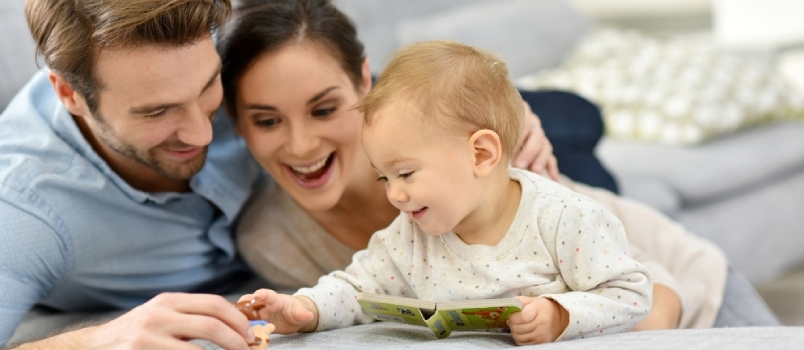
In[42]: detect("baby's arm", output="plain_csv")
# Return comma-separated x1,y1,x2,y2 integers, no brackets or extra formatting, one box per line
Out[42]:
542,196,652,341
238,289,317,334
293,215,418,331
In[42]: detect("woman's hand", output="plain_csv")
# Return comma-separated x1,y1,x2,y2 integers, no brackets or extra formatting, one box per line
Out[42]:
238,289,318,334
513,102,559,180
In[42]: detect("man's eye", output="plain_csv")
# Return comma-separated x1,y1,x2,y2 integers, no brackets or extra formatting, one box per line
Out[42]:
145,109,168,118
312,107,336,117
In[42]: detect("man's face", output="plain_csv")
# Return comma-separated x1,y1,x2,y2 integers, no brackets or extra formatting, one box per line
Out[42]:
86,36,223,181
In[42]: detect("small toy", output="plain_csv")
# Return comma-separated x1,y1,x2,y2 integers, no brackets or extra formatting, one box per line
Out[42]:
247,320,276,350
236,298,266,320
235,299,276,349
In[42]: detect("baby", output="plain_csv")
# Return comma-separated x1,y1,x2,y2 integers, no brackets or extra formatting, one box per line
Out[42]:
239,41,652,345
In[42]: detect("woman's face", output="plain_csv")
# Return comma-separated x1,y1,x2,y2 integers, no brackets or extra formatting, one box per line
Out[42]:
235,42,371,212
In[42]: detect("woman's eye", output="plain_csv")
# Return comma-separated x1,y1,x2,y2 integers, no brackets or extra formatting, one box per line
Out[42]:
255,118,279,128
312,107,337,118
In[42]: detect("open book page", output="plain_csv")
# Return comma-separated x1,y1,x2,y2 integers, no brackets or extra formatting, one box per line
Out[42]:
356,293,523,338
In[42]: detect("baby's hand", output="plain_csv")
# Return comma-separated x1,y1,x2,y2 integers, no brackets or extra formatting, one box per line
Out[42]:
238,289,318,334
507,296,569,345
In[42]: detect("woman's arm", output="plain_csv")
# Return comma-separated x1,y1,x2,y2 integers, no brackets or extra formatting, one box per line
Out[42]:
559,177,729,329
633,284,682,331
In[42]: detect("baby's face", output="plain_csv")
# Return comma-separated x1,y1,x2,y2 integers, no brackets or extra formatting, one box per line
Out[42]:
361,101,482,236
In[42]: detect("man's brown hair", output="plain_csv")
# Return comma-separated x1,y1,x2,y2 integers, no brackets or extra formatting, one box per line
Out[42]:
356,40,524,159
25,0,232,113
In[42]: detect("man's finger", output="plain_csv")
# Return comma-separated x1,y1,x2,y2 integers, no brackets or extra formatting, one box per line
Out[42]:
163,313,251,350
153,293,253,344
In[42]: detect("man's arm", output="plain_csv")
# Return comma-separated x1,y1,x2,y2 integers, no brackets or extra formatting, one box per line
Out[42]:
0,200,256,350
0,199,69,346
7,293,257,350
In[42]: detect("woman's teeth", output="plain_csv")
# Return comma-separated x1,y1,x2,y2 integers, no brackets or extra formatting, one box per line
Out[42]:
291,156,328,174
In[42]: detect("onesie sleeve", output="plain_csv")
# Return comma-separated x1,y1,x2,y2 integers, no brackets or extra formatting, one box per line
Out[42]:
294,215,417,331
541,196,652,341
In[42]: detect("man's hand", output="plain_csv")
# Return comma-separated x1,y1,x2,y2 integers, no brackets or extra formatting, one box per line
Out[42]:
237,289,317,334
507,296,569,345
14,293,256,350
513,102,559,180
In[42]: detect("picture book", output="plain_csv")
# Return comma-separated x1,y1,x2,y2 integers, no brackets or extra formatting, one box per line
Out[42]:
356,293,523,339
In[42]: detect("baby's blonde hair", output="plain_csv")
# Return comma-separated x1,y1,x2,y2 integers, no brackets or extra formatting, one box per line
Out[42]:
356,40,524,158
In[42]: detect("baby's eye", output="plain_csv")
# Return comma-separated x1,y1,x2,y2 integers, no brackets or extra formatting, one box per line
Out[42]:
376,175,388,182
399,171,414,179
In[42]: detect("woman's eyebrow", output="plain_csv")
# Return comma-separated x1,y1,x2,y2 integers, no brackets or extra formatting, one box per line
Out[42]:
307,86,340,105
244,103,277,111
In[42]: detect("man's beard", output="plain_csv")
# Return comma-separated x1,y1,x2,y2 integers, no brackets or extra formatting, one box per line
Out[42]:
93,118,207,181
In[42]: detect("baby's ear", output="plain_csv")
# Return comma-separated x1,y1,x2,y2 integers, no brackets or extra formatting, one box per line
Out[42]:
469,129,502,178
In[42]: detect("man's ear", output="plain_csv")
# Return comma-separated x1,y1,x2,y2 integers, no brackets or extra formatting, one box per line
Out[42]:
48,71,90,117
360,58,372,94
468,129,502,178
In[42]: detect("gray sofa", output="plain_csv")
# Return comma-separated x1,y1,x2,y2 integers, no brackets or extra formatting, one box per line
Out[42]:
4,0,804,348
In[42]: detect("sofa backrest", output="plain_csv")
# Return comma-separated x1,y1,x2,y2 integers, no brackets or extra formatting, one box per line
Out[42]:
0,0,38,112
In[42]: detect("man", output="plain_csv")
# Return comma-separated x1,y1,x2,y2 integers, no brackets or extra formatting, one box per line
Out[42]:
0,0,262,348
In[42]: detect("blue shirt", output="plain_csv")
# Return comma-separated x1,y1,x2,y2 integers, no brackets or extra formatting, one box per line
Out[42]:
0,72,262,344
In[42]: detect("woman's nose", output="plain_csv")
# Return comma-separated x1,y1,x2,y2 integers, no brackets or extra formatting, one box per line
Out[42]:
286,123,320,157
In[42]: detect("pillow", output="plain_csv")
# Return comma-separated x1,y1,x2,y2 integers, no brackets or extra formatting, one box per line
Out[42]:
516,28,804,145
394,0,593,78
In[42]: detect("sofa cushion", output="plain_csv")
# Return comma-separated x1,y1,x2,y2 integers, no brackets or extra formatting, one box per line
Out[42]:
393,0,593,78
333,0,491,75
677,169,804,284
597,120,804,205
200,323,804,349
517,28,804,145
0,1,39,111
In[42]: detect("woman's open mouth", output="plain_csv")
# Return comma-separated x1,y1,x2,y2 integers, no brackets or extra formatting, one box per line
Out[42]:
284,153,336,189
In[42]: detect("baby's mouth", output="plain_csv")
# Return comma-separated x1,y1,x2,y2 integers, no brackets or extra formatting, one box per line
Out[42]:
412,207,428,220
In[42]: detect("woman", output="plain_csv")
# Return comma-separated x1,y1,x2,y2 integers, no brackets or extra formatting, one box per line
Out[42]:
217,0,779,330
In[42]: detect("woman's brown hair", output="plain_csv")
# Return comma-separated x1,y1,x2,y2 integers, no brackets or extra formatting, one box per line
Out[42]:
216,0,365,119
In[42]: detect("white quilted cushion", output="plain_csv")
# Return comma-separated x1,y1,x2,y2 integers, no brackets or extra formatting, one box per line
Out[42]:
517,28,804,145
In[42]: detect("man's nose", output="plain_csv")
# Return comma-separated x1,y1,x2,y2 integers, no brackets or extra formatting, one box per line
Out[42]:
177,104,214,147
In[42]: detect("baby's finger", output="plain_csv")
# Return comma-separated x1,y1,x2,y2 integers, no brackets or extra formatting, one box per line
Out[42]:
509,319,539,338
237,294,255,303
509,299,538,325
